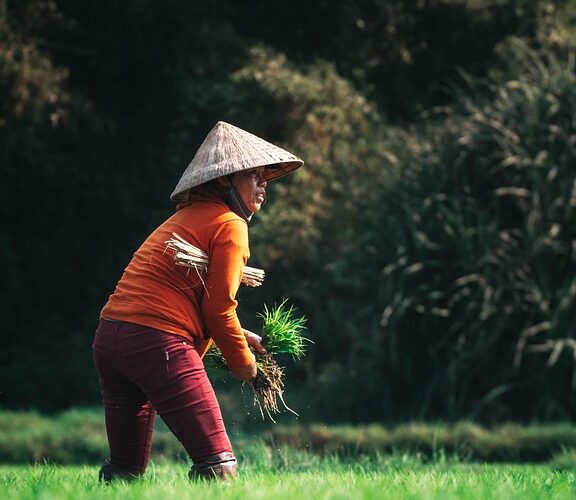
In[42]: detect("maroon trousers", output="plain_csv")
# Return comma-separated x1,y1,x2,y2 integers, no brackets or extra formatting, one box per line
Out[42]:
92,319,232,475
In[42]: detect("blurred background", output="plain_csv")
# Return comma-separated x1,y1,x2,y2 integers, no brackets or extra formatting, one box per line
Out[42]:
2,0,576,427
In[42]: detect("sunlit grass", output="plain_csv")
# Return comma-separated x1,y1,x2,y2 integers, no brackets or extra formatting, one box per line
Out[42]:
0,462,575,499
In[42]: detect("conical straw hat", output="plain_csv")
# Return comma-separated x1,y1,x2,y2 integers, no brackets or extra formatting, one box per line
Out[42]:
170,121,304,202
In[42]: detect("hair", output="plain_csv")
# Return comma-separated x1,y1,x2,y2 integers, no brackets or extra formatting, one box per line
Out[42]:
184,177,229,201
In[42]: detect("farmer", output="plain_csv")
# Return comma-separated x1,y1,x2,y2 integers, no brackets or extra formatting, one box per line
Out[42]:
93,121,303,482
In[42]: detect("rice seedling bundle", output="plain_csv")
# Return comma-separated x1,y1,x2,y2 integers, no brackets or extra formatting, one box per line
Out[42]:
209,300,310,421
165,232,265,287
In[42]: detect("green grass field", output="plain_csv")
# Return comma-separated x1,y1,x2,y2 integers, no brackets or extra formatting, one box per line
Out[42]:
1,460,575,499
2,410,576,498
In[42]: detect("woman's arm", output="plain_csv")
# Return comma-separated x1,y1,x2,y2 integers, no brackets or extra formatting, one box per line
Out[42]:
201,219,256,380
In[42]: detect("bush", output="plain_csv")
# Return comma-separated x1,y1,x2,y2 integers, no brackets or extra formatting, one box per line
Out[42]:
1,409,575,465
270,421,576,462
294,37,576,423
0,408,184,465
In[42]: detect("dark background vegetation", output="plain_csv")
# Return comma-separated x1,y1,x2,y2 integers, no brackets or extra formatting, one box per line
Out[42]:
1,0,575,424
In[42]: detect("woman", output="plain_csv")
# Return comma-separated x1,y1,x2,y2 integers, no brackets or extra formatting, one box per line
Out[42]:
93,121,303,481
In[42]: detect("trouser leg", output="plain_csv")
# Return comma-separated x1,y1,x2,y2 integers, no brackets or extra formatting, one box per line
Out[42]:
141,341,234,458
94,320,236,481
93,321,156,479
132,336,236,479
100,396,156,478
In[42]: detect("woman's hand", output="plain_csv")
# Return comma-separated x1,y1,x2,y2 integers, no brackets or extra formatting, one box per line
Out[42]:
230,361,257,381
230,329,265,381
243,328,267,354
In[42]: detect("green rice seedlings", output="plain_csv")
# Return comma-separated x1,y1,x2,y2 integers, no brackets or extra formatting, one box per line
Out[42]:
208,300,311,421
258,300,309,360
251,299,311,421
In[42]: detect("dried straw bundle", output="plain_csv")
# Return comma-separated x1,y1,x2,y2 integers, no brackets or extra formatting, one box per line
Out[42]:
165,232,265,287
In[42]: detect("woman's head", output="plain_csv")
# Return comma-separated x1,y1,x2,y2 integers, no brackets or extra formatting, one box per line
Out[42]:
228,166,268,213
208,166,272,221
170,122,303,205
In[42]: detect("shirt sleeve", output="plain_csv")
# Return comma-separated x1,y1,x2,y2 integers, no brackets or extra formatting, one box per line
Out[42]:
202,218,255,370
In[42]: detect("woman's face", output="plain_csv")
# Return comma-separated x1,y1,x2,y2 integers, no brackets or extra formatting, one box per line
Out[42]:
230,167,268,213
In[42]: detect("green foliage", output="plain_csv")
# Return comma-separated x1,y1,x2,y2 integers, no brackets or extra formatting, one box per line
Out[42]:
548,448,576,470
366,37,576,422
228,45,385,271
271,421,576,463
269,37,576,423
2,409,576,466
0,408,189,465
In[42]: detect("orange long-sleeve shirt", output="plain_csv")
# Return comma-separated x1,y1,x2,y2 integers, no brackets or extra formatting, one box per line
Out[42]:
100,193,255,370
